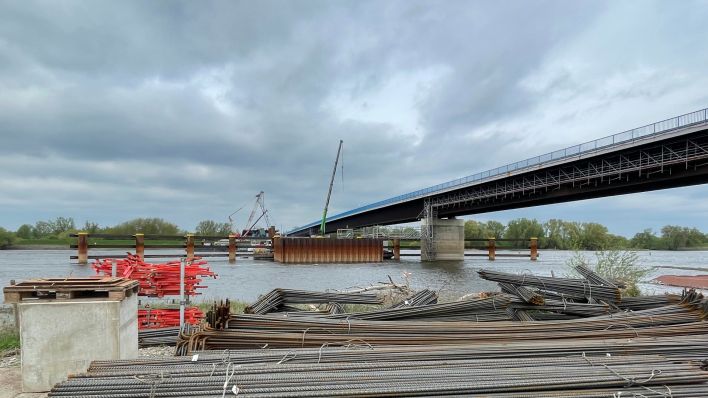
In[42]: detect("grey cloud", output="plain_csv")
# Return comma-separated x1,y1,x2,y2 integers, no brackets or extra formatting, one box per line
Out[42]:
1,0,707,233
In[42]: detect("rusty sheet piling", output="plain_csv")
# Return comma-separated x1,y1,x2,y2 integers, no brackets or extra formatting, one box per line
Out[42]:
273,237,383,263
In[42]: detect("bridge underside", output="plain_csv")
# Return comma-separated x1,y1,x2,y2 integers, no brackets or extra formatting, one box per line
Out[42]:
292,128,708,236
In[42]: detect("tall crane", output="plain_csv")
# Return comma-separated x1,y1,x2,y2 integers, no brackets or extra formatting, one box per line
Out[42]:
320,140,343,235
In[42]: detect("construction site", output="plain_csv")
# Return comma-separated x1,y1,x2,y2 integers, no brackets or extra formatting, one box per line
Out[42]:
4,255,708,397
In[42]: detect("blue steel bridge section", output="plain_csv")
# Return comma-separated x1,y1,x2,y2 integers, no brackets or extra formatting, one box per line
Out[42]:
288,108,708,236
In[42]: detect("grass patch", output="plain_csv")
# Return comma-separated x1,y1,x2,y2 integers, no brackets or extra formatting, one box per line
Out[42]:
194,299,250,314
0,330,20,351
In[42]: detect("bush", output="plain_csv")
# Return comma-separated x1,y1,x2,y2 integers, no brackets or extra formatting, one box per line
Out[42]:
0,228,15,249
567,250,651,297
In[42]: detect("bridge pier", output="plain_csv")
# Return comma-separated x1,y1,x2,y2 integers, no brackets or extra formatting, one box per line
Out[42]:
421,218,464,261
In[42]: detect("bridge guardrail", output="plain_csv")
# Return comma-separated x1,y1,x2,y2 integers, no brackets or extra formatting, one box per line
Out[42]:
291,107,708,233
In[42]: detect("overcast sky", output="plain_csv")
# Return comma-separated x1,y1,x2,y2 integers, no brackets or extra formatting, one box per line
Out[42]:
1,0,707,236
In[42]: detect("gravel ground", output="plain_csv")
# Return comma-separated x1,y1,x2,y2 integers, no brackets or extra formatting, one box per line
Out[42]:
0,346,175,397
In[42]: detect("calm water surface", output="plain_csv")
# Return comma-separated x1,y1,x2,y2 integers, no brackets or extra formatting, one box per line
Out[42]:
1,249,707,303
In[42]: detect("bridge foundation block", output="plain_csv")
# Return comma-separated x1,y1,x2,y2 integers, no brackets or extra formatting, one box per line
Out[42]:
421,218,464,261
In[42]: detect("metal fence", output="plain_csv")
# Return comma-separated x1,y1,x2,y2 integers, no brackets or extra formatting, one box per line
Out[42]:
291,108,708,233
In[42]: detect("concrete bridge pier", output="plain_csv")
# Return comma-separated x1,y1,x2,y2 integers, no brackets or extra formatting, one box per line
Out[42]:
421,218,464,261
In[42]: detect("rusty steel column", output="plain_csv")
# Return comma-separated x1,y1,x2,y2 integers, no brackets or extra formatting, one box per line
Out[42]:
488,238,496,261
185,234,195,261
228,234,236,263
134,233,145,260
393,238,401,261
77,232,89,264
530,237,538,261
268,226,276,238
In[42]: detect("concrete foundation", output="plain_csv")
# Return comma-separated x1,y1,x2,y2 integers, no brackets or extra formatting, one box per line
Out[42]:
421,218,465,261
18,295,138,392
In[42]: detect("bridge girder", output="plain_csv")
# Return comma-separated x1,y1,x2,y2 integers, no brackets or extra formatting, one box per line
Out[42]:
291,128,708,236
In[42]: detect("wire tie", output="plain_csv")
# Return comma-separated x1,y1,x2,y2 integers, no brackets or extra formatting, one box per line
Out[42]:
317,342,329,364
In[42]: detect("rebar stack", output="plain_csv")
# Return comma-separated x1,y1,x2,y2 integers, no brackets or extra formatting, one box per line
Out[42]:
478,269,622,303
245,289,382,315
50,350,708,397
387,289,438,308
50,269,708,397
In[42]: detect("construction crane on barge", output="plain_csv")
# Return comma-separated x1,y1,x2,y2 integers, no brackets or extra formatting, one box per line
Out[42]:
227,191,273,238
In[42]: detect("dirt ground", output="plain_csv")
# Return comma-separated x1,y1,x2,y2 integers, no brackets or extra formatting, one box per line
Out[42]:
0,346,173,398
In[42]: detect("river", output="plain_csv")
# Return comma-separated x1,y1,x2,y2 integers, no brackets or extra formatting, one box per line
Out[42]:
1,249,707,304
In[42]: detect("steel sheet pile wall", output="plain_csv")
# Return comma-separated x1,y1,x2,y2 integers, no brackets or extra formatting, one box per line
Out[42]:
273,237,383,263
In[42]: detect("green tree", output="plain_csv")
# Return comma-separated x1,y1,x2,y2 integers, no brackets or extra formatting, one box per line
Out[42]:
82,221,102,234
33,221,53,238
195,220,232,236
660,225,705,250
543,219,575,249
15,224,33,239
504,218,544,247
106,218,180,235
464,220,487,240
50,217,75,235
579,222,610,251
630,229,662,249
0,228,15,249
484,221,505,239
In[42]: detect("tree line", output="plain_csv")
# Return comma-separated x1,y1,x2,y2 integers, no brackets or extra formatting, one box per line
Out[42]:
464,218,708,250
1,216,706,251
0,217,236,248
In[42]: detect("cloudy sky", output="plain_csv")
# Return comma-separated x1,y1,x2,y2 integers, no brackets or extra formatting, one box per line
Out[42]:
1,0,707,236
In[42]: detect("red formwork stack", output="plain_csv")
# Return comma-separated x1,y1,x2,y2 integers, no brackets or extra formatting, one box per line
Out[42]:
92,253,217,329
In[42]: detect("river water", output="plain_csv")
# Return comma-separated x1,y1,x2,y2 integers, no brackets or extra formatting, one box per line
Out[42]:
1,249,707,304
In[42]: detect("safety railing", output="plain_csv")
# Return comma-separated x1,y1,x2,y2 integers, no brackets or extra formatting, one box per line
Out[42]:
290,108,708,233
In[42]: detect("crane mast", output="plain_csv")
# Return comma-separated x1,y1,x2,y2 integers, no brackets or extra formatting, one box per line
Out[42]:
320,140,343,235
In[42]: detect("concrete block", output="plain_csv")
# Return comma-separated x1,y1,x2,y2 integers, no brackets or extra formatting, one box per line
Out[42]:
18,295,137,392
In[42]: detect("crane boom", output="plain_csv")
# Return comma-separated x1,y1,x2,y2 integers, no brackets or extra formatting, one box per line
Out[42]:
320,140,343,235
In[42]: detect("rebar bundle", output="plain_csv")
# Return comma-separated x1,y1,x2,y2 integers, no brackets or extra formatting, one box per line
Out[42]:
574,264,618,288
245,289,382,315
328,294,518,321
137,327,180,347
387,289,438,308
498,282,544,305
478,269,622,303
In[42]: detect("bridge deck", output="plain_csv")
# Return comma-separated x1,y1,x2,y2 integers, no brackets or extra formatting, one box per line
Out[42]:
289,108,708,236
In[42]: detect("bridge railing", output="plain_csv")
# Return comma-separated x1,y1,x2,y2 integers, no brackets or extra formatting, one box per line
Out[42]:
290,107,708,233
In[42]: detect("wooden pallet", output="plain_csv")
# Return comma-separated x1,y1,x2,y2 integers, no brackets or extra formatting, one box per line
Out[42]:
3,277,140,303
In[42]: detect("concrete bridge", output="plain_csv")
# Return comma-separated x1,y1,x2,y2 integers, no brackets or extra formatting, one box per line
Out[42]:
288,108,708,260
